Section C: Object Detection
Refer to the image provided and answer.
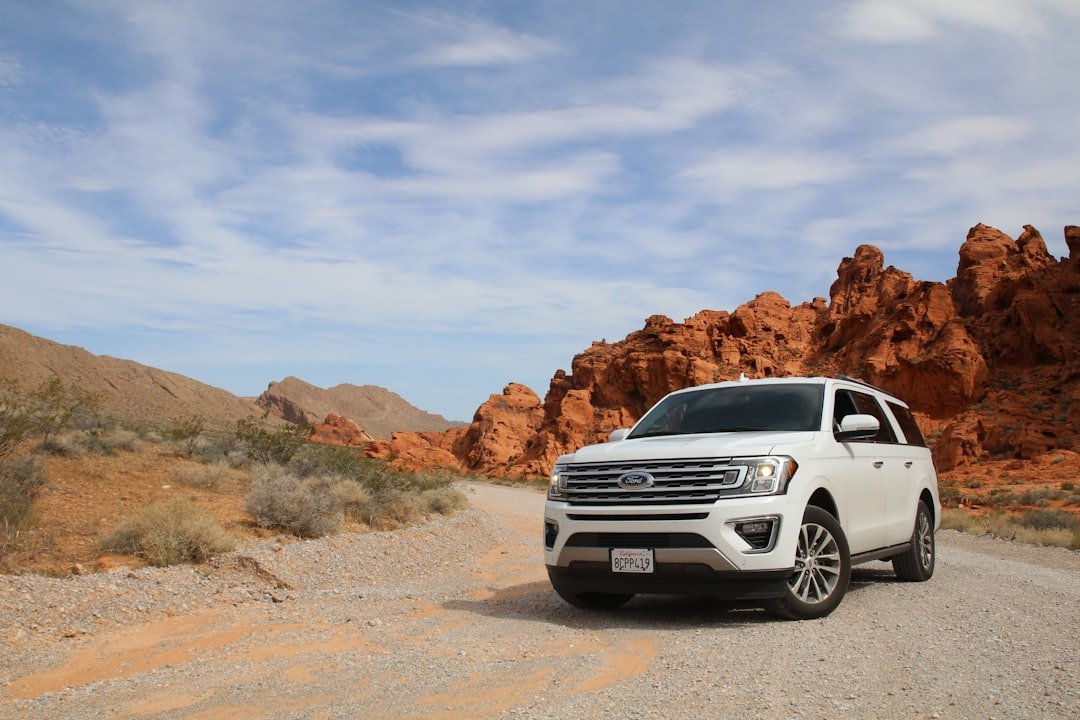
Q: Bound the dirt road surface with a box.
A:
[2,482,1078,719]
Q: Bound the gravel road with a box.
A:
[2,482,1078,719]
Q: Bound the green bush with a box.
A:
[100,497,236,566]
[168,415,207,457]
[1,378,99,460]
[234,418,310,465]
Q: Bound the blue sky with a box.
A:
[2,1,1078,421]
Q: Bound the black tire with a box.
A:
[550,582,633,610]
[892,501,935,582]
[765,506,851,620]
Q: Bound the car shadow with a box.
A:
[444,564,903,629]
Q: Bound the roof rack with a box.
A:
[834,374,888,393]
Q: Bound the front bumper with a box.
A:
[547,563,792,599]
[544,495,802,598]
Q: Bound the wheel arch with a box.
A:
[806,487,839,520]
[919,488,936,526]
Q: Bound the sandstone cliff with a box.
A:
[367,224,1079,477]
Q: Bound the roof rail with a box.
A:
[834,374,888,393]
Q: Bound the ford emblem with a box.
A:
[617,471,655,490]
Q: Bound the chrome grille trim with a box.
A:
[561,458,747,506]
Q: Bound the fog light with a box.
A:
[729,516,779,553]
[739,521,772,535]
[544,519,559,549]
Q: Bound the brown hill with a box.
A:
[366,223,1080,479]
[256,376,463,440]
[0,324,264,426]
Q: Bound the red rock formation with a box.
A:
[364,429,466,473]
[450,383,545,473]
[372,224,1080,479]
[309,413,373,448]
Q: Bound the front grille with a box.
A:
[565,532,714,549]
[566,513,710,522]
[560,458,746,505]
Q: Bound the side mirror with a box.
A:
[608,428,630,442]
[835,414,879,442]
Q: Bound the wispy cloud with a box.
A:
[839,0,1077,43]
[407,14,561,67]
[1,0,1078,418]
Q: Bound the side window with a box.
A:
[850,391,898,443]
[832,390,860,431]
[887,402,928,447]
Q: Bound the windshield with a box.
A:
[627,383,824,438]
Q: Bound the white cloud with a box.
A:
[678,149,858,200]
[896,116,1028,156]
[410,16,560,67]
[839,0,1071,43]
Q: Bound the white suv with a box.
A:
[544,375,940,619]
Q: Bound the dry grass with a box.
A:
[100,497,236,566]
[244,465,346,538]
[171,463,225,490]
[942,509,1080,551]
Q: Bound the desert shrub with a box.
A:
[1,378,100,461]
[939,486,961,506]
[80,430,118,456]
[190,437,226,464]
[1017,509,1080,532]
[288,444,372,479]
[352,488,426,528]
[0,457,47,536]
[38,430,87,457]
[1018,489,1055,505]
[1062,481,1077,491]
[985,491,1018,507]
[420,486,469,515]
[244,465,343,537]
[168,415,207,457]
[172,464,224,490]
[234,418,309,466]
[100,497,235,566]
[942,509,1080,551]
[964,478,983,489]
[102,428,142,453]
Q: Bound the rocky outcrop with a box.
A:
[256,376,463,439]
[365,384,543,475]
[309,414,373,448]
[373,224,1079,477]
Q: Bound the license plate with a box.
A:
[611,548,654,573]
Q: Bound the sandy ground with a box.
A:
[2,482,1079,719]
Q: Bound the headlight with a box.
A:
[733,456,798,495]
[548,464,567,500]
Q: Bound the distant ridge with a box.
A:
[0,324,264,425]
[256,376,464,440]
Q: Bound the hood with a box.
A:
[563,431,817,464]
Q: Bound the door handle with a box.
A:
[873,460,883,469]
[904,461,913,468]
